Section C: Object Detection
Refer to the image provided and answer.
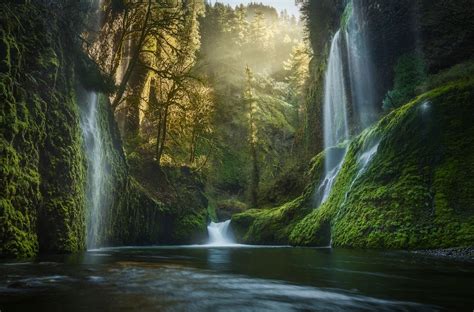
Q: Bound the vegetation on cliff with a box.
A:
[1,0,473,259]
[233,65,474,249]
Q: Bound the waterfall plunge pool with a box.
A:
[1,246,473,311]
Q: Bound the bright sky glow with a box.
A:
[209,0,301,17]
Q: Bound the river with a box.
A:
[1,246,473,311]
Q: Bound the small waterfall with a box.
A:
[80,92,106,249]
[313,148,347,207]
[342,141,380,204]
[207,220,235,246]
[317,155,346,205]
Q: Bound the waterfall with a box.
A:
[207,221,235,246]
[78,0,106,250]
[313,30,349,208]
[342,141,380,205]
[314,2,379,208]
[80,92,106,249]
[316,154,346,205]
[323,30,350,151]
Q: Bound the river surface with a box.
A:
[1,246,473,311]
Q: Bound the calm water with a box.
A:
[1,247,473,311]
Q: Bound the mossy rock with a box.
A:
[231,149,328,244]
[292,79,474,248]
[234,77,474,249]
[1,3,87,258]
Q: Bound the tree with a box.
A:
[244,66,260,207]
[284,42,311,104]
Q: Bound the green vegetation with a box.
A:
[234,76,474,249]
[383,53,428,111]
[197,3,308,208]
[1,0,474,259]
[0,4,87,258]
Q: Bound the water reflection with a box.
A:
[207,248,232,270]
[0,247,472,311]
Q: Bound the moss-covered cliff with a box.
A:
[0,3,208,259]
[233,76,474,249]
[0,3,87,258]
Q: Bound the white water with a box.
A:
[316,7,379,209]
[207,221,236,246]
[323,30,350,151]
[358,142,379,172]
[314,30,350,208]
[342,142,380,204]
[315,152,346,206]
[80,92,106,249]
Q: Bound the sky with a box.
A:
[208,0,301,17]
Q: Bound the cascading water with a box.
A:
[80,0,106,249]
[314,2,379,208]
[323,30,350,151]
[207,220,235,246]
[313,30,349,208]
[342,141,380,204]
[316,155,345,205]
[80,92,106,249]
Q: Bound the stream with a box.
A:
[1,246,473,311]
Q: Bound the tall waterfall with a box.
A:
[81,0,106,249]
[314,2,379,208]
[80,92,106,249]
[207,221,235,246]
[323,30,349,151]
[314,30,349,207]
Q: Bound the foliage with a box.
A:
[382,52,427,111]
[197,3,307,207]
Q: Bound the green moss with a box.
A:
[172,209,207,243]
[234,76,474,249]
[0,3,87,257]
[292,79,474,248]
[232,196,310,244]
[231,149,327,244]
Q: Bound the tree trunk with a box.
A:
[111,0,152,111]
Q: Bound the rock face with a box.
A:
[0,3,207,259]
[1,4,87,258]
